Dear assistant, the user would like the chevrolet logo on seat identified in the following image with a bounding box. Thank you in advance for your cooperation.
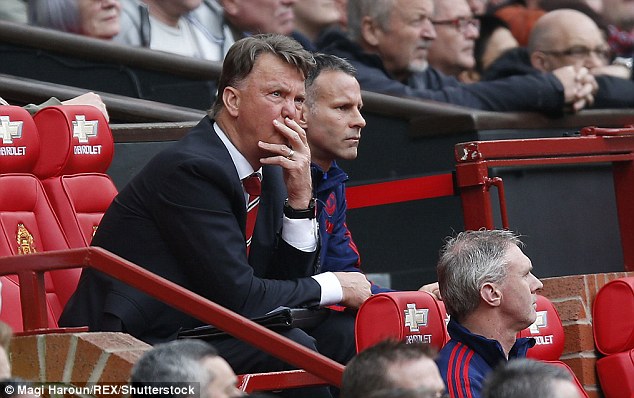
[72,115,98,143]
[0,116,23,144]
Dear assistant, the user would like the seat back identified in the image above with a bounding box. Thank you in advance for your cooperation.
[355,291,448,353]
[33,105,117,248]
[595,351,634,398]
[592,277,634,398]
[593,277,634,356]
[0,106,66,331]
[517,295,565,361]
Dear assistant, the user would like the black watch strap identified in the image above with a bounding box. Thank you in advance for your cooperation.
[284,198,317,219]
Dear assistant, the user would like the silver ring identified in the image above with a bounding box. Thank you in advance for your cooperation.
[287,148,295,160]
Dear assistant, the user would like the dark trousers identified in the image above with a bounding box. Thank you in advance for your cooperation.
[211,310,356,398]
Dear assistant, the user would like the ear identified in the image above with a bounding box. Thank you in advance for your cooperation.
[480,282,502,307]
[361,16,381,47]
[298,105,309,129]
[222,86,240,117]
[530,51,549,72]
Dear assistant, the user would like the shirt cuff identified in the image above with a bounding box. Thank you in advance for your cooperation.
[311,272,343,306]
[282,216,318,252]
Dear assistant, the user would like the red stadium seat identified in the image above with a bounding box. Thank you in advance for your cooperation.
[0,106,68,331]
[33,105,117,249]
[517,295,565,361]
[593,277,634,398]
[355,291,448,353]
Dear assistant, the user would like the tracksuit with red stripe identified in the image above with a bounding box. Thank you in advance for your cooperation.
[436,318,535,398]
[311,162,390,294]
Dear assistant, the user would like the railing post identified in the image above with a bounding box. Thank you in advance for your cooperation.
[612,160,634,271]
[18,271,49,330]
[455,162,496,230]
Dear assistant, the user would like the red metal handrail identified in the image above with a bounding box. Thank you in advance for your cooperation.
[0,247,342,386]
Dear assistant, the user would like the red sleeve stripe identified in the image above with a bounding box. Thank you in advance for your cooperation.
[461,350,475,398]
[447,343,467,398]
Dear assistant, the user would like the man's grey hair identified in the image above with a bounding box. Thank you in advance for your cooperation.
[347,0,396,43]
[481,358,575,398]
[130,340,220,398]
[209,33,315,118]
[437,229,523,322]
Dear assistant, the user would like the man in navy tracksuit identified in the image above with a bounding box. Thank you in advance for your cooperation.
[301,53,390,295]
[435,230,543,398]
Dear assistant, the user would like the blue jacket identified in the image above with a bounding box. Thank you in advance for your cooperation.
[437,318,535,398]
[320,29,565,115]
[312,162,390,294]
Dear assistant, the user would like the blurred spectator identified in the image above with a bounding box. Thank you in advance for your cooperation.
[116,0,298,61]
[463,15,518,82]
[490,0,545,46]
[28,0,121,40]
[130,340,244,398]
[291,0,341,50]
[341,340,446,398]
[539,0,608,35]
[484,9,634,107]
[115,0,228,61]
[604,0,634,30]
[334,0,348,30]
[468,0,489,15]
[481,358,583,398]
[321,0,596,114]
[428,0,480,78]
[219,0,296,36]
[529,9,619,76]
[0,0,27,24]
[583,0,604,14]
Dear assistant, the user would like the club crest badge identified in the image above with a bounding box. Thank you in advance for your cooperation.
[17,223,37,255]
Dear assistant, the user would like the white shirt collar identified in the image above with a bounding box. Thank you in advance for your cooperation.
[213,121,262,180]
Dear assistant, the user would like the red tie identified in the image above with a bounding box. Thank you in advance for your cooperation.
[242,173,261,255]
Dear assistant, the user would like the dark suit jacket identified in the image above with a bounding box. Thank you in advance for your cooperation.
[59,117,322,343]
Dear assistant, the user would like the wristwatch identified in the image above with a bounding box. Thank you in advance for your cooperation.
[283,198,317,219]
[612,56,633,77]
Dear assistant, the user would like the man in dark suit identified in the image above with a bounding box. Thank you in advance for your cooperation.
[59,34,371,386]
